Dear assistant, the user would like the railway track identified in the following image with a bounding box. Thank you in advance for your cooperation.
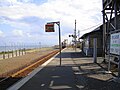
[0,50,59,90]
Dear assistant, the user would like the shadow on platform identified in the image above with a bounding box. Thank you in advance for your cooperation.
[8,49,120,90]
[19,64,120,90]
[55,51,92,58]
[0,77,22,90]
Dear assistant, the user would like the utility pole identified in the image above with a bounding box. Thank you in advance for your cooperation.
[74,20,77,51]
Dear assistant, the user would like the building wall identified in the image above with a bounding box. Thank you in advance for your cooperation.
[82,36,89,56]
[82,31,103,56]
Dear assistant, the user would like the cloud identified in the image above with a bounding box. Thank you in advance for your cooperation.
[0,30,4,37]
[18,0,33,3]
[12,29,24,37]
[0,0,102,21]
[26,33,31,37]
[0,0,103,45]
[0,0,18,7]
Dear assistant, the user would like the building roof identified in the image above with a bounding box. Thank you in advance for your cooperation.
[80,25,102,39]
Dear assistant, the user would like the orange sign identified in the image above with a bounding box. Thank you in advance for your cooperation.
[45,23,54,32]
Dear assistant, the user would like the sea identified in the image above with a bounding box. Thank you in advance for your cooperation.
[0,45,49,52]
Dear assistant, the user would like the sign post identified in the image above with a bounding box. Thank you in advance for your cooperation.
[45,21,62,66]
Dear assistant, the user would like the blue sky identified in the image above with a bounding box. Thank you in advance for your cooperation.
[0,0,102,46]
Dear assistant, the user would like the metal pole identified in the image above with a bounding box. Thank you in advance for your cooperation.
[74,20,77,51]
[58,22,62,66]
[114,0,118,30]
[114,0,120,78]
[46,21,62,66]
[102,0,106,62]
[118,55,120,78]
[118,33,120,78]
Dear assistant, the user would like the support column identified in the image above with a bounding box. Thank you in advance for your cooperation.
[118,55,120,78]
[93,38,97,63]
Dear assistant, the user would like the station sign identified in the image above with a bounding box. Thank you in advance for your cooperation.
[110,32,120,55]
[45,23,54,32]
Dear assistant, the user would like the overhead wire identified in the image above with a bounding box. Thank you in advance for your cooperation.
[79,23,102,32]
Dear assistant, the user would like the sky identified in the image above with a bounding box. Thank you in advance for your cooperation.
[0,0,102,46]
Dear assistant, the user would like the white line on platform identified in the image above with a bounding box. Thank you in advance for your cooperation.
[49,80,54,87]
[7,51,61,90]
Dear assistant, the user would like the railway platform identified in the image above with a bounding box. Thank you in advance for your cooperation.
[8,48,120,90]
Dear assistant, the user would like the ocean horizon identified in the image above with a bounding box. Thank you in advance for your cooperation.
[0,45,51,52]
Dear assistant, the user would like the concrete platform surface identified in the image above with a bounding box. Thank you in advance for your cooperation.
[8,48,120,90]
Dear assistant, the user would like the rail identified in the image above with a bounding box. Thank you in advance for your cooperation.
[11,50,59,77]
[0,50,59,89]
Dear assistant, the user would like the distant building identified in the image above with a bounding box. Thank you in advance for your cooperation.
[80,25,103,56]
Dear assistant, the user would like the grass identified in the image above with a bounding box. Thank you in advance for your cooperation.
[0,51,13,54]
[0,47,53,55]
[0,49,25,55]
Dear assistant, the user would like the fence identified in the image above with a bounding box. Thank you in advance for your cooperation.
[1,49,26,60]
